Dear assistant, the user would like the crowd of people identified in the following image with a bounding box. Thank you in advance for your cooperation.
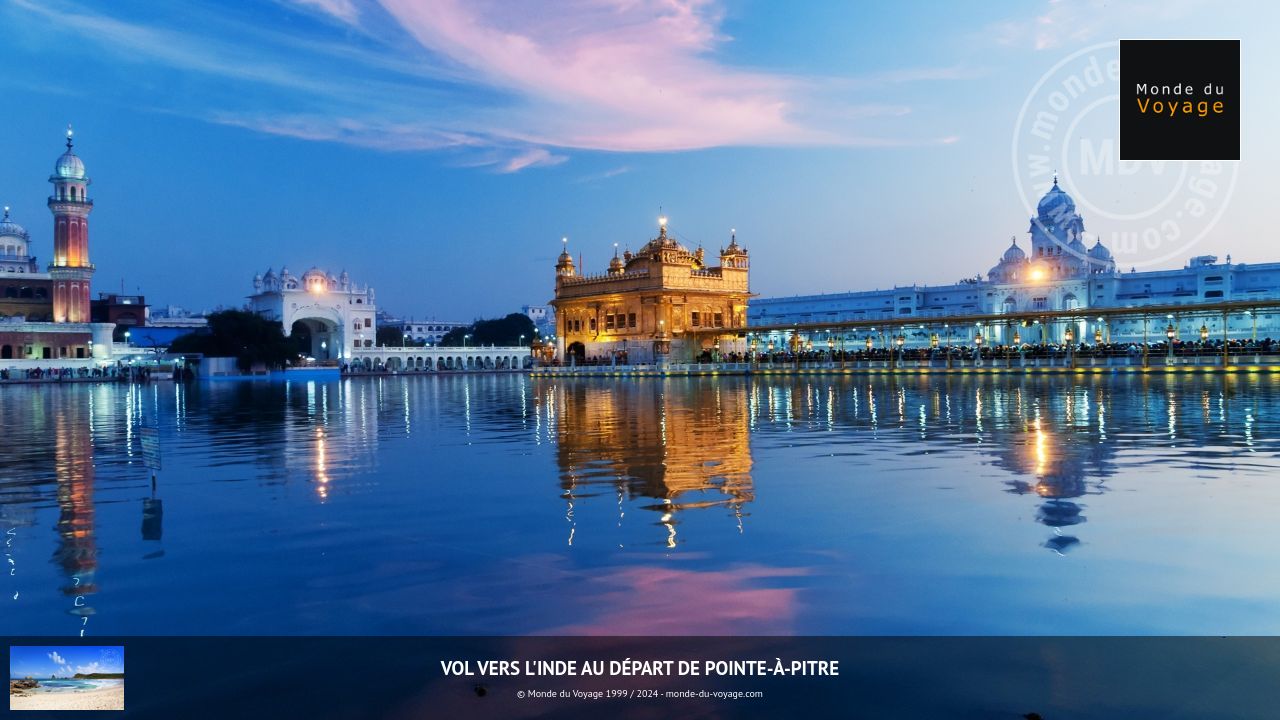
[535,337,1280,367]
[711,337,1280,365]
[0,363,159,383]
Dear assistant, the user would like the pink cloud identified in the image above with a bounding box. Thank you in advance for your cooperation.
[377,0,825,152]
[12,0,969,171]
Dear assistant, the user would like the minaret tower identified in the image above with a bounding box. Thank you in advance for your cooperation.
[48,124,94,323]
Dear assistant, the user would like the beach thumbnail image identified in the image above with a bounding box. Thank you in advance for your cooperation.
[9,646,124,711]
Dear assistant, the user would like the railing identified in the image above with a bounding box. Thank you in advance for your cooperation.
[533,352,1280,375]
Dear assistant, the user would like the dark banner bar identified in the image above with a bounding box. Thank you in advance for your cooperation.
[7,637,1280,719]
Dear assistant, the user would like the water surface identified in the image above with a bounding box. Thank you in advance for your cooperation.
[2,373,1279,635]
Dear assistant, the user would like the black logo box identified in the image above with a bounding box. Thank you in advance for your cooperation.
[1120,39,1239,160]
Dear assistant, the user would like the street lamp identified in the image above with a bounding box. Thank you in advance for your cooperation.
[1166,323,1176,364]
[1063,327,1075,368]
[464,333,471,347]
[974,333,983,366]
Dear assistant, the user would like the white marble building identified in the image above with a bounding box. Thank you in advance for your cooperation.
[751,179,1280,344]
[249,267,377,361]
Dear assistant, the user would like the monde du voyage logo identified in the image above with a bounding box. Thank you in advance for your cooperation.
[1121,40,1240,160]
[1012,41,1240,270]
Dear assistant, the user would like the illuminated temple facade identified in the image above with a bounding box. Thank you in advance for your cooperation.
[551,217,752,363]
[750,179,1280,344]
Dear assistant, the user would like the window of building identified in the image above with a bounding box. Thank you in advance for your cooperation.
[714,312,724,327]
[1205,276,1223,283]
[364,318,371,327]
[1033,297,1047,310]
[589,318,597,331]
[628,312,637,328]
[605,314,615,330]
[1205,290,1224,298]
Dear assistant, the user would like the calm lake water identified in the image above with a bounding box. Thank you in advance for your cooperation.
[3,373,1280,636]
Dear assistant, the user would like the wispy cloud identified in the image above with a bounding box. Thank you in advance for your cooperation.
[989,0,1208,50]
[48,651,66,665]
[574,165,632,183]
[288,0,360,25]
[499,148,568,173]
[10,0,975,170]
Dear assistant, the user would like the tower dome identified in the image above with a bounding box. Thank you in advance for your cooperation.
[0,207,30,242]
[555,238,575,277]
[1067,232,1087,255]
[1037,176,1075,219]
[54,127,87,180]
[1087,239,1112,261]
[609,243,625,274]
[1002,237,1025,262]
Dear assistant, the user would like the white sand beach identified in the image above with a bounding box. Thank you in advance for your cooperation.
[10,682,124,711]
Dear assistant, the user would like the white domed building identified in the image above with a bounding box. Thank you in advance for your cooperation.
[248,265,377,362]
[749,178,1279,345]
[0,207,39,275]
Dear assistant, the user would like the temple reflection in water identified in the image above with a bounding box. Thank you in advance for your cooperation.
[3,372,1280,636]
[548,379,754,547]
[543,373,1270,554]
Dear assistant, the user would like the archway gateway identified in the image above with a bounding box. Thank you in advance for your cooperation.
[290,318,340,361]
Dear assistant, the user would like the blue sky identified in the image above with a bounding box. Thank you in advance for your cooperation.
[0,0,1275,319]
[9,646,123,678]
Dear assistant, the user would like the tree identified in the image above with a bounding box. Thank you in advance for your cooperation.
[376,325,404,347]
[439,313,535,346]
[169,310,299,372]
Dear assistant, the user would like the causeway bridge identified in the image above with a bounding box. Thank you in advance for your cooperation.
[348,345,532,372]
